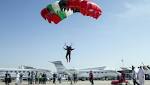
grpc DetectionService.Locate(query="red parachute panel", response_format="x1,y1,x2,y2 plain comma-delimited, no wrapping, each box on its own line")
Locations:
41,8,62,24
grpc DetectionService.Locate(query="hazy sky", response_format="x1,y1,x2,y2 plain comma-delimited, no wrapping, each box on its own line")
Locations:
0,0,150,72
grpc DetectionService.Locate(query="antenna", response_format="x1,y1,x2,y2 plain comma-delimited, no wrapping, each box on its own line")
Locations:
121,58,125,67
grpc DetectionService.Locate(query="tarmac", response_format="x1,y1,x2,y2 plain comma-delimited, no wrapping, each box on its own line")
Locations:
0,80,150,85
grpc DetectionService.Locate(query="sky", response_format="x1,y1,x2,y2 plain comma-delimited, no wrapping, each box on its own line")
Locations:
0,0,150,72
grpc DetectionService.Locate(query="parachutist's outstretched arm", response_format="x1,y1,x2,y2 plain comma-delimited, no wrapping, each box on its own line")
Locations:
63,47,67,50
71,48,75,50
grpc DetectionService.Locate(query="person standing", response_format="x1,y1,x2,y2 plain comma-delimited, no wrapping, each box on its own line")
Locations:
8,74,11,85
38,73,42,84
43,73,47,84
73,72,77,83
35,71,38,84
58,74,62,84
53,73,57,84
30,71,34,84
5,71,11,85
27,71,30,85
89,71,94,85
19,73,23,84
68,75,73,85
138,66,145,85
119,71,125,82
16,72,20,85
132,66,139,85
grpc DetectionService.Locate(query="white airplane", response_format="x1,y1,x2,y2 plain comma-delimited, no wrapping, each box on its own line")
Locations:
0,66,52,80
51,61,120,80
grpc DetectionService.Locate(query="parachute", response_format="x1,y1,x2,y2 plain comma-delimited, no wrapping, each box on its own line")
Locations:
41,0,102,24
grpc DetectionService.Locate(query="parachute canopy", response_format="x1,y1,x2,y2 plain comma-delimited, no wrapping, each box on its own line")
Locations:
41,0,102,24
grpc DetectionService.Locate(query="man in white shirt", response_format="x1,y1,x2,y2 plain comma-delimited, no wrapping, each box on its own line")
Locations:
138,66,145,85
16,72,20,85
132,66,139,85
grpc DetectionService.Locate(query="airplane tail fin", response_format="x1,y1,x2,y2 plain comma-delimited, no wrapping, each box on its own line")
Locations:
51,61,66,74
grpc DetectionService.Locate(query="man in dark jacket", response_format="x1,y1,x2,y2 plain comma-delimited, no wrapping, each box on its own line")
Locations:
89,71,94,85
5,71,11,85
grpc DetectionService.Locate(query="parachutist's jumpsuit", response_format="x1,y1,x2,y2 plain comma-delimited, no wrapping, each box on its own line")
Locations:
64,46,74,62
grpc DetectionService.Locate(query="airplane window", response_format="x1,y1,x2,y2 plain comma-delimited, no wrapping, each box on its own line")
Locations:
101,72,103,73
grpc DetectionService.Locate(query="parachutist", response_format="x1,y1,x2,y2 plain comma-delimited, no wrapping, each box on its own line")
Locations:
64,44,74,63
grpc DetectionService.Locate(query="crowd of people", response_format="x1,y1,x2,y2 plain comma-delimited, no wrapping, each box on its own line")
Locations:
52,72,78,85
2,66,148,85
3,71,48,85
3,71,78,85
27,71,47,85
